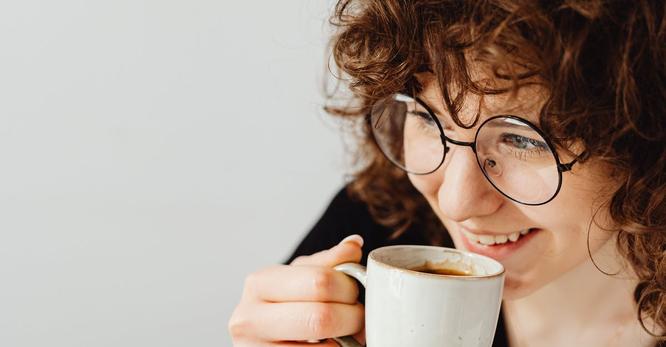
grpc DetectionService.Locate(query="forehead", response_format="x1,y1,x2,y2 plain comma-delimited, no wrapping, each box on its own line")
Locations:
415,73,548,125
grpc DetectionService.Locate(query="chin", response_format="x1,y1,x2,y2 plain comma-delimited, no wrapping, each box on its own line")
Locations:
501,274,541,301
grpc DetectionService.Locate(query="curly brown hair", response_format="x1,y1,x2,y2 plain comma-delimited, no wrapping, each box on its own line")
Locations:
325,0,666,338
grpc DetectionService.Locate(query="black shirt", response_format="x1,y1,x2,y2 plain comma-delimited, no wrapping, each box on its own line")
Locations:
286,187,510,347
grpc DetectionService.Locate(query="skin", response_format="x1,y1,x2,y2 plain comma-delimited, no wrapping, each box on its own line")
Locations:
408,73,615,300
228,236,366,346
408,73,656,346
228,73,658,346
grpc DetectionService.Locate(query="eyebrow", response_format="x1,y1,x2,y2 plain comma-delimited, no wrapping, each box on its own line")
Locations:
413,96,446,119
409,109,534,134
406,109,451,127
414,94,541,129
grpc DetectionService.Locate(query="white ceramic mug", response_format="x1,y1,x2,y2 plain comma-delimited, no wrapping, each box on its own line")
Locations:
332,245,505,347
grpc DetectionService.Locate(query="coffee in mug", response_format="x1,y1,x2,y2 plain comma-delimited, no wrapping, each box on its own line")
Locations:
408,261,473,276
333,245,505,347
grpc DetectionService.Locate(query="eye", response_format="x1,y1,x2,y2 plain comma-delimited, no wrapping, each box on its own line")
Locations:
497,133,551,162
407,110,435,123
406,110,454,131
500,133,548,151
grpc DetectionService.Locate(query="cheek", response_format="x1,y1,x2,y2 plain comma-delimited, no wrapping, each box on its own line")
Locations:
407,171,442,199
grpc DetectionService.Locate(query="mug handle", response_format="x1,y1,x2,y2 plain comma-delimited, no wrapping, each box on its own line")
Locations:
332,263,367,347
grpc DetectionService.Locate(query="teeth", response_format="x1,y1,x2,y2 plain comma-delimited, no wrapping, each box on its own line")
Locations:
463,228,534,246
478,235,495,245
494,234,508,244
465,232,479,243
508,232,520,242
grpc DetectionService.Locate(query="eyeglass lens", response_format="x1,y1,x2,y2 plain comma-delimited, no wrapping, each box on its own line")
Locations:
370,94,561,204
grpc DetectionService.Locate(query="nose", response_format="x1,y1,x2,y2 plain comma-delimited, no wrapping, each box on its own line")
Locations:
437,146,504,222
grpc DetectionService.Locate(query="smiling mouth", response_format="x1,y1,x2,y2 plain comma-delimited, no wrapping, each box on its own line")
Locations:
461,228,537,246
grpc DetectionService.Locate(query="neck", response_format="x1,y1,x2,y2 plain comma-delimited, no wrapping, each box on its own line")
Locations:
502,239,656,347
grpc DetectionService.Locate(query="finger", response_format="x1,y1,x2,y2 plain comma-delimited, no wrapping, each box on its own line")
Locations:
291,235,364,267
247,265,359,304
273,340,340,346
232,340,339,347
251,302,364,342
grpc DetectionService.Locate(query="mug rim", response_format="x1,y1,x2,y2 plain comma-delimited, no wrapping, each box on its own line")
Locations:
368,245,505,280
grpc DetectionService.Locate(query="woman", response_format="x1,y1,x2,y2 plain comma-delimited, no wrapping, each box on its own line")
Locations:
229,0,666,346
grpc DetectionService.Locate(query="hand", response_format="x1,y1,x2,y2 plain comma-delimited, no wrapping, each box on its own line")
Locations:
229,235,366,346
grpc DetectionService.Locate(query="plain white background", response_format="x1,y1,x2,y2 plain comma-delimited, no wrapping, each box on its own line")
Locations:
0,1,346,346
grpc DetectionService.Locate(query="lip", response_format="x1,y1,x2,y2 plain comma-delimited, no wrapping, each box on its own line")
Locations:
459,227,542,261
460,227,526,237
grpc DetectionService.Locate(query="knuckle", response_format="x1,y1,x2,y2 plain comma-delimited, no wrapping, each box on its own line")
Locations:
307,305,336,337
242,272,260,295
342,244,362,261
353,304,365,325
311,269,335,298
347,280,360,299
350,246,362,259
242,266,275,291
242,272,255,288
227,309,250,339
291,255,307,265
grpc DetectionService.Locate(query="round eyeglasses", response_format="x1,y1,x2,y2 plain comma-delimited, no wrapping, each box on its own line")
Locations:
369,93,581,205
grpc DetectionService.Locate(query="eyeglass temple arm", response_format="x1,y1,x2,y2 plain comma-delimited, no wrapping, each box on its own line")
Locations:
558,151,588,172
558,160,577,172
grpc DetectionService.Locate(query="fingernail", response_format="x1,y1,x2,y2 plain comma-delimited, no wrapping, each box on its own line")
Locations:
340,234,364,247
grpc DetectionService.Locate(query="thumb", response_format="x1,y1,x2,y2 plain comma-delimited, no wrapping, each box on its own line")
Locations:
290,235,364,267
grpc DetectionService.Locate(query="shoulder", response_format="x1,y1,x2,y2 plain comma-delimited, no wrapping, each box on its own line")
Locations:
285,185,433,264
284,186,388,262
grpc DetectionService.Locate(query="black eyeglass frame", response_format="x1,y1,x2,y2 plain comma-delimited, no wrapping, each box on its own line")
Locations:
368,93,582,206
